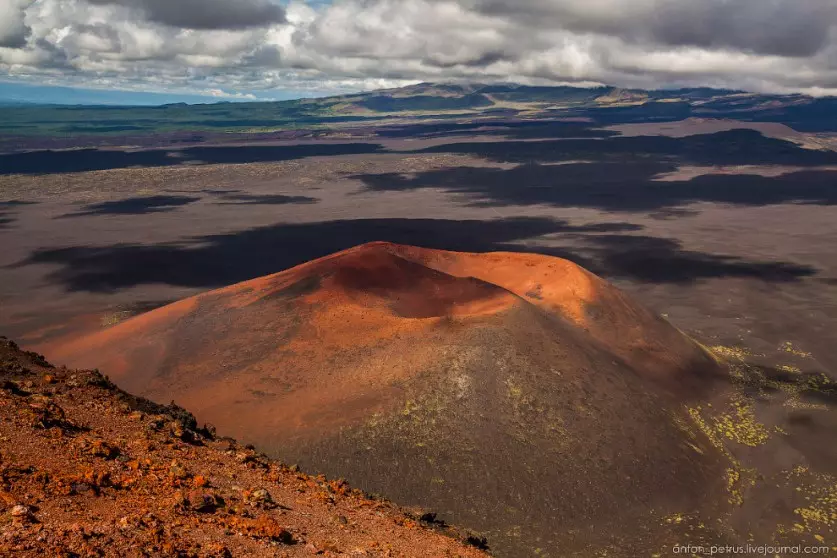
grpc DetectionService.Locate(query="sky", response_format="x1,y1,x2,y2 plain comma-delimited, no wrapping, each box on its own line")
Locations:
1,0,836,105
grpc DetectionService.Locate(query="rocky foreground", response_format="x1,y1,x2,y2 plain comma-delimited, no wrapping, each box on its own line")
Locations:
0,337,487,557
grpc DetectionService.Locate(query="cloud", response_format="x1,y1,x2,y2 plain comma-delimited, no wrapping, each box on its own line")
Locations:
85,0,286,30
0,0,32,48
0,0,836,98
469,0,836,57
204,88,257,99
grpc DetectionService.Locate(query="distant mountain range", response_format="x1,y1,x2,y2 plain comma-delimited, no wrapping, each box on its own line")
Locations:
2,82,835,140
302,82,833,130
0,100,41,107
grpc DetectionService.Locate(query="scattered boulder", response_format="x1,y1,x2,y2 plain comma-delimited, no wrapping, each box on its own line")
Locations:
10,504,34,523
187,489,222,513
229,515,295,544
168,460,191,482
75,438,119,460
244,487,272,507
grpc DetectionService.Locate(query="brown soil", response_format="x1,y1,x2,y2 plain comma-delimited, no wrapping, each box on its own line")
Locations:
0,337,488,557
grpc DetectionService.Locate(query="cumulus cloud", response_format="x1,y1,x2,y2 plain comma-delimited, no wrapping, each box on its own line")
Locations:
470,0,836,57
85,0,286,30
1,0,836,97
0,0,33,48
204,88,257,99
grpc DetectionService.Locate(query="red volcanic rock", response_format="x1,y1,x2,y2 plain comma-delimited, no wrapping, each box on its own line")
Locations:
0,337,487,557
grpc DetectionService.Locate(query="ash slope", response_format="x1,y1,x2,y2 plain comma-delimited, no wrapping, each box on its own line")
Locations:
46,243,731,556
0,338,487,557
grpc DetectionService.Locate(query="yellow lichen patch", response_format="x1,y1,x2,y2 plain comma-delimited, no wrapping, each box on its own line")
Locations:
653,510,720,555
782,467,837,538
794,484,837,533
774,371,833,412
784,397,829,412
705,345,762,384
690,397,770,449
687,406,725,452
713,399,770,447
686,398,769,510
662,512,687,525
709,345,758,361
796,506,833,526
779,342,813,359
727,363,748,381
713,348,833,412
726,469,742,506
725,467,756,506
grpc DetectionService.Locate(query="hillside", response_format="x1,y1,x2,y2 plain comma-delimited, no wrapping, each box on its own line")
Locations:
43,242,736,556
0,337,488,556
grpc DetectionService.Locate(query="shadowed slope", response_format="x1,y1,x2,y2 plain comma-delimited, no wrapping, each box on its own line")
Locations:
44,243,731,556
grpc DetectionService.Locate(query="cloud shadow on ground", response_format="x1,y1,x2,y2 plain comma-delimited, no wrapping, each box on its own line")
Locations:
10,217,816,292
0,143,386,176
373,119,619,140
553,234,818,283
0,200,38,230
213,193,318,206
59,195,201,217
417,130,837,166
352,161,837,212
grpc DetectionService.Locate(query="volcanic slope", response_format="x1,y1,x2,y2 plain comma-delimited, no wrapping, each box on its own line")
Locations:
0,337,488,557
47,242,736,556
